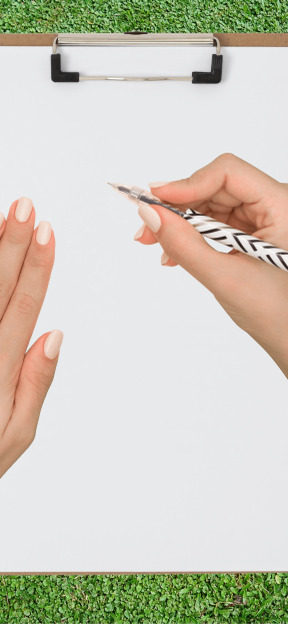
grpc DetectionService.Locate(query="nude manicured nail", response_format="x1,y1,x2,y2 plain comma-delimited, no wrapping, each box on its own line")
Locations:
161,251,170,265
148,182,169,188
36,221,52,245
15,197,33,223
0,213,5,228
138,204,161,233
44,330,64,360
134,224,146,240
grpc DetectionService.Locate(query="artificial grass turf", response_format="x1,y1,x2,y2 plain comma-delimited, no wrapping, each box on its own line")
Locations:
0,0,287,33
1,573,288,623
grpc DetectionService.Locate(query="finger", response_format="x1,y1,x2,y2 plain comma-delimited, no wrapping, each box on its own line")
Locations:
208,191,242,208
0,222,55,385
133,223,157,245
134,223,178,266
0,198,35,321
137,201,252,296
160,251,177,267
148,153,286,220
0,330,63,478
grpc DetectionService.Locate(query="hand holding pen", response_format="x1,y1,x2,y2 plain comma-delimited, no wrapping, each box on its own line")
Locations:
110,153,288,378
109,182,288,271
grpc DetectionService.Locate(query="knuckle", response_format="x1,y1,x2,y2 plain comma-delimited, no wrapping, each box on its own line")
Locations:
187,171,202,199
17,423,37,450
25,425,36,447
188,173,198,185
24,364,53,396
216,152,236,164
0,278,12,300
188,169,202,182
28,429,36,446
6,230,28,245
27,251,52,270
15,291,39,315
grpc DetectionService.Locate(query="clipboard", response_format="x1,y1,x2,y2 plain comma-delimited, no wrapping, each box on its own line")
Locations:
0,33,288,575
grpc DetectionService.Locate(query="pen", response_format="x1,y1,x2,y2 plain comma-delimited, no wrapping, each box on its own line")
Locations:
108,183,288,272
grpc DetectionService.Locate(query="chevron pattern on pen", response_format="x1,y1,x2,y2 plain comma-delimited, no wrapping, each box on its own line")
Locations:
183,208,288,271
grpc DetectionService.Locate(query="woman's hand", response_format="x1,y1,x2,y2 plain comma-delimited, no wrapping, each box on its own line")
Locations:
134,153,288,377
0,197,63,478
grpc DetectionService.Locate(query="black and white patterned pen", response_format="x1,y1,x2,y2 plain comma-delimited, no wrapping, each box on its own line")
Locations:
108,183,288,272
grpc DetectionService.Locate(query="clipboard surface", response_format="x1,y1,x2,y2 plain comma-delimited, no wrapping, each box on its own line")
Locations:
0,36,287,574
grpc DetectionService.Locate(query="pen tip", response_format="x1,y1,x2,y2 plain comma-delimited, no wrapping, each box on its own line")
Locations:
107,182,118,189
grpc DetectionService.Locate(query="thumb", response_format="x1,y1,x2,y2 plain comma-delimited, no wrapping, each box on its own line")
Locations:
5,330,64,451
137,200,247,297
148,154,286,208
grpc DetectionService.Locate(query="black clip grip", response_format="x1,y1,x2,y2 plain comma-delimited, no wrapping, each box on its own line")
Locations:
51,53,79,82
192,54,223,84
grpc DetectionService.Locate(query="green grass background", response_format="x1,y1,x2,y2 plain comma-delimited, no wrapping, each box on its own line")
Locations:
0,0,287,32
0,1,288,622
1,573,288,623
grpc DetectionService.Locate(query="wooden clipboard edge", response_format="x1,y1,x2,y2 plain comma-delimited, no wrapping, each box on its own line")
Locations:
217,32,288,46
0,32,287,46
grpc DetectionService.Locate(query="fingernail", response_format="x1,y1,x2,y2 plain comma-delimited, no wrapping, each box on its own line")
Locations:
0,213,5,228
138,204,161,233
36,221,52,245
148,182,169,188
15,197,33,223
44,330,64,360
134,224,145,240
161,251,170,265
